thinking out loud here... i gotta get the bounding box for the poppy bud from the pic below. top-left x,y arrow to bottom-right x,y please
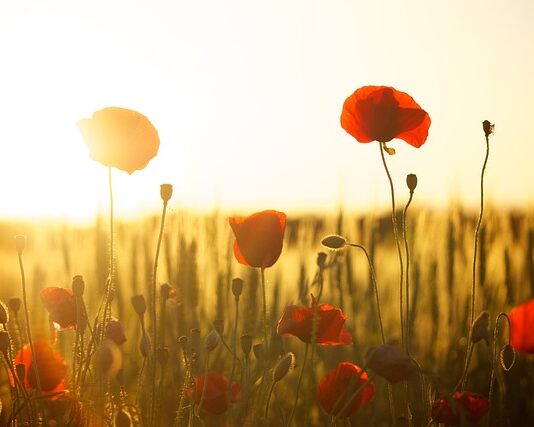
316,252 -> 327,269
205,330 -> 220,352
0,302 -> 8,324
213,319 -> 224,335
139,333 -> 151,358
106,318 -> 127,346
115,409 -> 132,427
273,352 -> 295,382
71,275 -> 85,297
131,295 -> 147,318
157,347 -> 169,365
482,120 -> 494,138
471,311 -> 490,344
0,331 -> 11,355
241,335 -> 253,356
500,344 -> 516,371
232,278 -> 243,298
178,335 -> 188,352
160,184 -> 173,203
15,235 -> 26,255
406,174 -> 418,193
321,235 -> 347,250
7,297 -> 21,315
160,283 -> 171,301
253,343 -> 264,361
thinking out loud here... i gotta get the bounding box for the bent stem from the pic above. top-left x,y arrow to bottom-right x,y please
286,343 -> 309,427
378,143 -> 405,349
489,313 -> 514,407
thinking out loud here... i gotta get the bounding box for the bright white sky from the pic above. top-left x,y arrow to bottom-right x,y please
0,0 -> 532,220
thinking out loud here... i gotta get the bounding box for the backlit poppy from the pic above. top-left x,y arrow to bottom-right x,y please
432,392 -> 489,426
365,344 -> 417,383
229,210 -> 286,269
78,107 -> 160,174
317,362 -> 374,418
277,297 -> 352,346
40,287 -> 77,329
106,318 -> 127,346
188,371 -> 241,415
341,86 -> 430,148
14,339 -> 67,394
509,297 -> 534,354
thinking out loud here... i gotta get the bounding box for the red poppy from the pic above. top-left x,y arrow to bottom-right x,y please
229,210 -> 286,269
277,297 -> 352,345
365,344 -> 417,384
509,297 -> 534,354
317,362 -> 374,418
14,339 -> 67,394
188,371 -> 241,415
77,107 -> 160,174
40,287 -> 77,329
432,392 -> 489,425
341,86 -> 431,148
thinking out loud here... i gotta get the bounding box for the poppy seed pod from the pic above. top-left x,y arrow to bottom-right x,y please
321,235 -> 347,250
231,278 -> 243,298
131,295 -> 147,317
7,297 -> 21,315
0,331 -> 11,355
160,183 -> 173,203
241,335 -> 253,356
205,330 -> 220,352
71,275 -> 85,297
273,352 -> 295,382
0,302 -> 8,324
15,235 -> 26,255
316,252 -> 327,269
482,120 -> 494,138
406,174 -> 418,193
471,311 -> 490,344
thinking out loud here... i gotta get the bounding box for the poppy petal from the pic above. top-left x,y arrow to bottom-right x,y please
509,298 -> 534,354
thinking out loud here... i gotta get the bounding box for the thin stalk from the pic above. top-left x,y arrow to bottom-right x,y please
489,313 -> 513,406
286,343 -> 309,427
196,353 -> 210,417
264,380 -> 276,420
229,296 -> 240,397
1,354 -> 35,425
402,192 -> 414,353
101,167 -> 115,343
260,268 -> 268,347
378,143 -> 405,349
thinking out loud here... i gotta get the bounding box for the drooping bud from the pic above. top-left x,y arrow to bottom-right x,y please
15,235 -> 26,255
160,283 -> 171,301
160,184 -> 173,203
115,409 -> 133,427
0,331 -> 11,355
471,311 -> 490,344
500,344 -> 515,371
7,298 -> 21,315
178,335 -> 188,352
273,352 -> 295,382
232,278 -> 243,298
205,330 -> 220,352
241,335 -> 253,356
131,295 -> 147,318
0,302 -> 8,324
213,319 -> 224,336
321,235 -> 347,250
71,275 -> 85,297
316,252 -> 327,269
482,120 -> 494,138
406,174 -> 418,193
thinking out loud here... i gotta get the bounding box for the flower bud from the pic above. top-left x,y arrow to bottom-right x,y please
139,333 -> 151,358
131,295 -> 147,318
205,330 -> 220,352
241,335 -> 253,356
7,297 -> 21,315
106,318 -> 127,346
365,344 -> 416,383
316,252 -> 327,269
0,302 -> 8,324
115,409 -> 132,427
500,344 -> 515,371
321,234 -> 347,250
232,278 -> 243,298
15,235 -> 26,255
160,184 -> 173,203
213,319 -> 224,335
71,275 -> 85,297
471,311 -> 490,344
482,120 -> 494,137
406,174 -> 418,193
273,352 -> 295,382
178,335 -> 188,352
0,331 -> 11,355
160,283 -> 171,301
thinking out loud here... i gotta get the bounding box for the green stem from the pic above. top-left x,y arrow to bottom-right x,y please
286,344 -> 309,427
264,380 -> 276,420
402,192 -> 414,353
260,268 -> 268,347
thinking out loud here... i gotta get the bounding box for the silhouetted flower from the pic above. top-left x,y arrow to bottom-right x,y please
77,107 -> 160,174
14,339 -> 67,394
277,297 -> 352,346
40,287 -> 77,329
341,86 -> 430,148
189,372 -> 241,415
106,318 -> 127,346
229,210 -> 286,269
365,344 -> 417,383
432,392 -> 489,425
509,297 -> 534,354
317,362 -> 374,418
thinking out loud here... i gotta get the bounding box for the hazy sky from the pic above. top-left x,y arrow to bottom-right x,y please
0,0 -> 533,220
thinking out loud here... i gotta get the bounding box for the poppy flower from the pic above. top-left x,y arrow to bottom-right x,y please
365,344 -> 417,384
317,362 -> 374,418
77,107 -> 160,174
509,297 -> 534,354
229,210 -> 286,269
14,339 -> 67,394
341,86 -> 431,148
188,371 -> 241,415
40,287 -> 77,329
277,297 -> 352,346
432,392 -> 489,425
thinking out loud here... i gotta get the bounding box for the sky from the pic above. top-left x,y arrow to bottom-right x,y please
0,0 -> 533,220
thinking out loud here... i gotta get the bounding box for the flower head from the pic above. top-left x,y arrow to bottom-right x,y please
77,107 -> 160,174
189,371 -> 241,415
341,86 -> 430,148
229,210 -> 286,269
365,344 -> 417,383
432,392 -> 489,425
509,297 -> 534,354
277,297 -> 352,346
40,287 -> 77,330
317,362 -> 374,418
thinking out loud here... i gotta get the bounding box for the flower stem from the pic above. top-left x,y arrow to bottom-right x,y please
229,296 -> 240,399
402,192 -> 414,353
378,143 -> 405,349
489,313 -> 514,407
264,380 -> 276,420
286,343 -> 309,427
260,268 -> 268,348
196,353 -> 210,417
